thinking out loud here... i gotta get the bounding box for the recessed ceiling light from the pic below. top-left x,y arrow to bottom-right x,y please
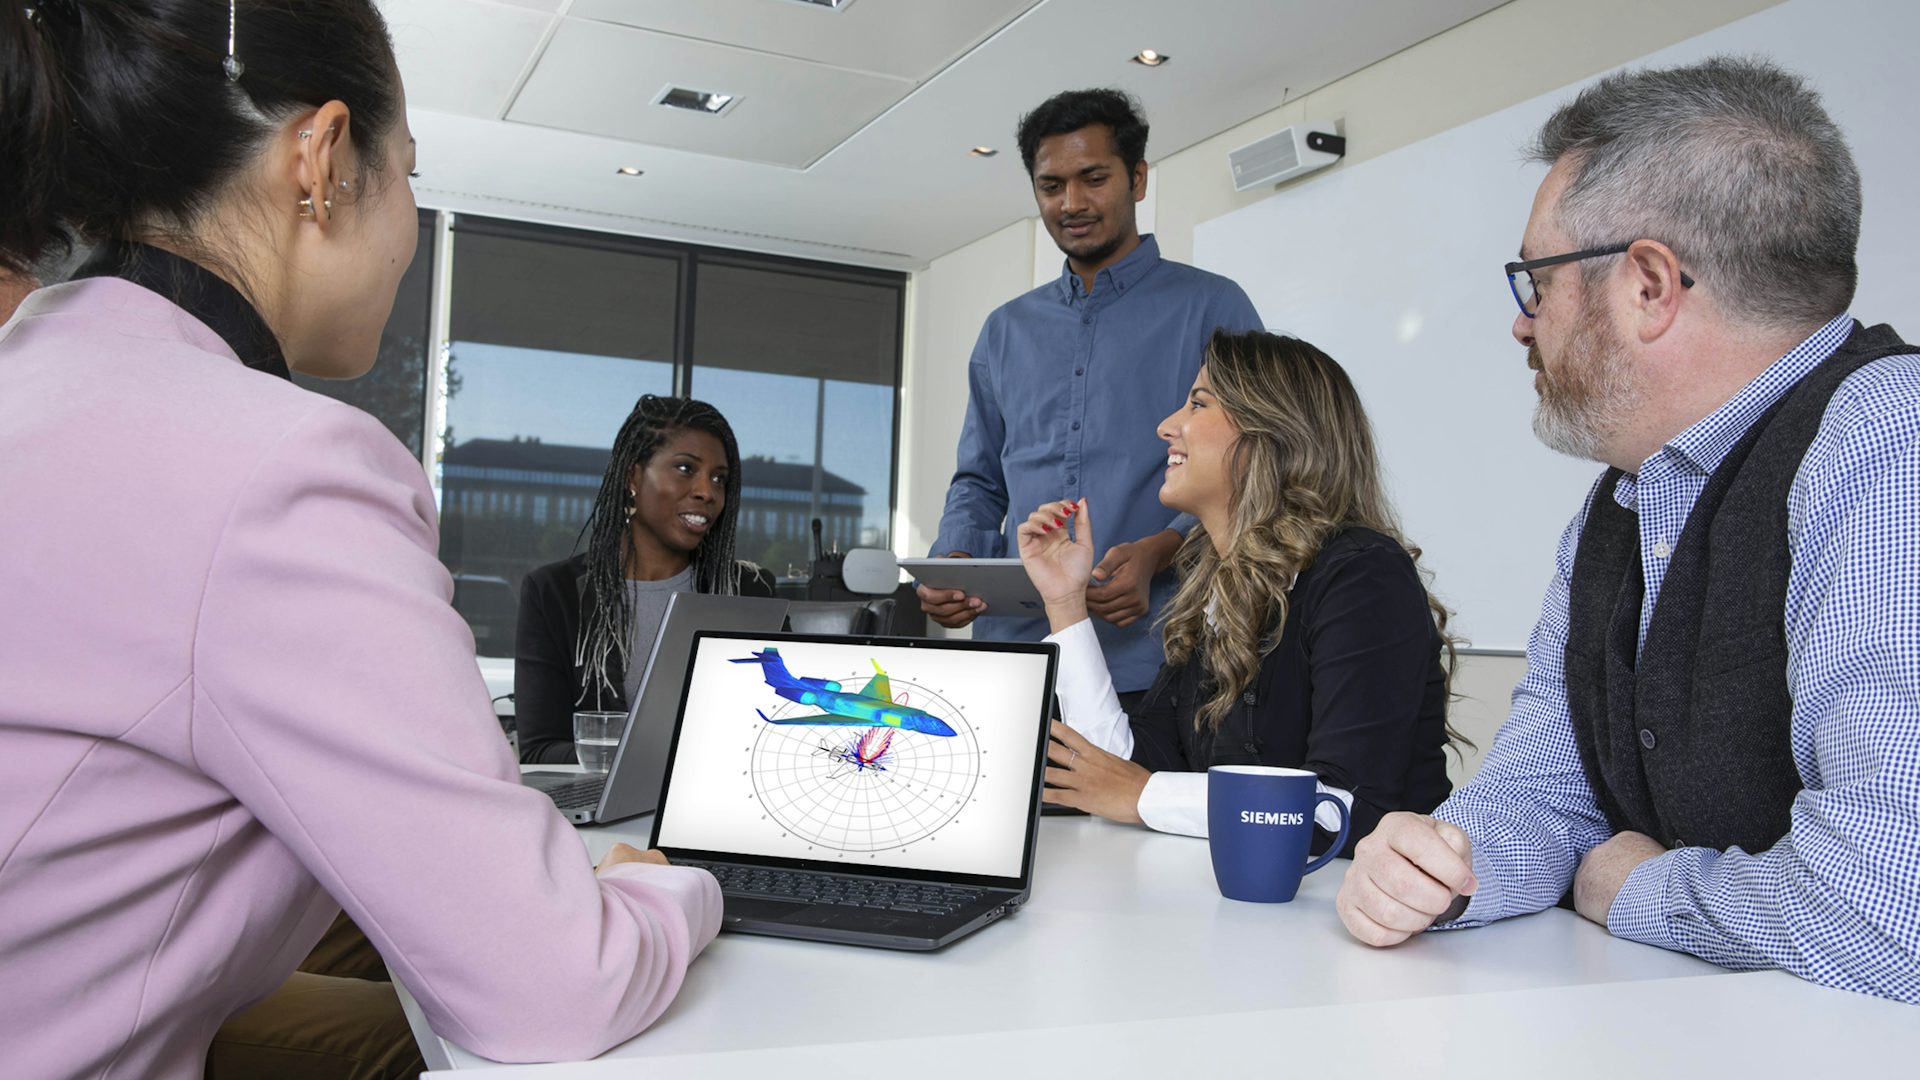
969,146 -> 999,158
655,86 -> 740,116
615,166 -> 643,177
1131,49 -> 1170,67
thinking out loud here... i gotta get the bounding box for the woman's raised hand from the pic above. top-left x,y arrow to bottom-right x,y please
1016,498 -> 1093,631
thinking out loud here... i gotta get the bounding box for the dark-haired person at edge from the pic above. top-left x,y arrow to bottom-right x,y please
920,89 -> 1262,711
1018,331 -> 1458,853
514,395 -> 776,765
1337,58 -> 1920,1002
0,3 -> 720,1078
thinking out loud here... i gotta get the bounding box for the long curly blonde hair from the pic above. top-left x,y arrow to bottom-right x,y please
1160,331 -> 1464,741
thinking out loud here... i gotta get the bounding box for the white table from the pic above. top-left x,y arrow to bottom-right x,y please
399,809 -> 1916,1076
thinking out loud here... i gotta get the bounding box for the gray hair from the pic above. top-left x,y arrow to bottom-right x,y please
1528,56 -> 1861,334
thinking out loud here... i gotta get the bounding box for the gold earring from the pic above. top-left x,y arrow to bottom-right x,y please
625,488 -> 637,520
296,197 -> 334,219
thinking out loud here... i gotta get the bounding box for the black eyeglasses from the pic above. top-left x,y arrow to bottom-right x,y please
1505,242 -> 1694,318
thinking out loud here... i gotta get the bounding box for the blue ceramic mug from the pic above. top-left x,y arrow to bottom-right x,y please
1207,765 -> 1350,903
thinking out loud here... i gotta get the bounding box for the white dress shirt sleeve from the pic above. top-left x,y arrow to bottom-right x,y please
1046,617 -> 1133,756
1045,618 -> 1355,840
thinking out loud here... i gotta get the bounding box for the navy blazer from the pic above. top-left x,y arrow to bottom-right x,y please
1130,527 -> 1453,856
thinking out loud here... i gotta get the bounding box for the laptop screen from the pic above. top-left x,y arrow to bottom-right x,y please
652,633 -> 1056,885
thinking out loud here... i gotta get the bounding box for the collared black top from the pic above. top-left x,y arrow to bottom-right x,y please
1130,526 -> 1454,856
73,241 -> 291,380
514,554 -> 779,765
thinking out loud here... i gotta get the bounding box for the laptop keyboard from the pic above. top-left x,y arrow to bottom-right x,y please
540,775 -> 606,812
688,862 -> 985,916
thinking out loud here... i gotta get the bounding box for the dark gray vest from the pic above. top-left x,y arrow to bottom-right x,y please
1564,322 -> 1910,852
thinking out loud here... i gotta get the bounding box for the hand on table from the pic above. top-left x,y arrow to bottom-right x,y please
1573,831 -> 1665,926
595,842 -> 669,875
1337,812 -> 1478,947
1042,719 -> 1149,824
916,550 -> 983,628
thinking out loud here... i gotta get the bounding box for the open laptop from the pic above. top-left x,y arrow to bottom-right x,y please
524,593 -> 790,825
650,631 -> 1058,950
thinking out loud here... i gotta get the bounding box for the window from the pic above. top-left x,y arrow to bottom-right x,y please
414,215 -> 904,654
292,210 -> 436,457
436,219 -> 681,654
689,256 -> 902,578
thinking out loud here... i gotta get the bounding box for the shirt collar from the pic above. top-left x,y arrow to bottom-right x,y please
71,240 -> 291,381
1053,233 -> 1161,304
1644,312 -> 1856,477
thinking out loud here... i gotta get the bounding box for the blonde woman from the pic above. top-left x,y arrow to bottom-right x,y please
1019,330 -> 1458,855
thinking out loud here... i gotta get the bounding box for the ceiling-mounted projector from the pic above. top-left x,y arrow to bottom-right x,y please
1228,124 -> 1346,191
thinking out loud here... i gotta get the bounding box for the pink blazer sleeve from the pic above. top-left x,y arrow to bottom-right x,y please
187,401 -> 722,1062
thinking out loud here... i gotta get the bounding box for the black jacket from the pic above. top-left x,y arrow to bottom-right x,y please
1131,527 -> 1453,856
514,554 -> 777,764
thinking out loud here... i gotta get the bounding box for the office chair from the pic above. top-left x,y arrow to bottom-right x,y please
785,598 -> 897,636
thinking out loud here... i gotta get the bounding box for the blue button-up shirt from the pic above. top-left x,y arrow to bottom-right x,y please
1433,314 -> 1920,1002
932,235 -> 1262,691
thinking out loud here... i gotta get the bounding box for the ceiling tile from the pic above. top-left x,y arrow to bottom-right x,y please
381,0 -> 554,119
568,0 -> 1040,81
506,18 -> 911,168
402,0 -> 1510,270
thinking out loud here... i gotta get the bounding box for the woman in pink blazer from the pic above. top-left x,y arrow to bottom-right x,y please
0,3 -> 720,1077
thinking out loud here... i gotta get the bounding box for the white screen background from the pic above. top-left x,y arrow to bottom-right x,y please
655,637 -> 1051,879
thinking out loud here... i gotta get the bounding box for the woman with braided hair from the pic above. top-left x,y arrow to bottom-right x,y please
514,394 -> 776,765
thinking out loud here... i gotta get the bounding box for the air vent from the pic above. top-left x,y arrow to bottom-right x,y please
655,86 -> 739,116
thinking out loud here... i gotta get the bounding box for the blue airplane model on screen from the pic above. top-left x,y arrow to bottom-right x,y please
730,648 -> 957,737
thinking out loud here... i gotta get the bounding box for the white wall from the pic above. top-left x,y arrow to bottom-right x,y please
895,218 -> 1034,560
899,0 -> 1786,779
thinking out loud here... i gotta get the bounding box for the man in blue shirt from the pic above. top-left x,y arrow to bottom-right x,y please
919,89 -> 1261,700
1337,58 -> 1920,1002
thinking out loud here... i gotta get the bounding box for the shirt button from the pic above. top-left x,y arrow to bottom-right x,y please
1652,541 -> 1673,558
1242,691 -> 1257,705
1075,367 -> 1085,376
1639,728 -> 1657,750
1067,475 -> 1077,484
1071,421 -> 1080,430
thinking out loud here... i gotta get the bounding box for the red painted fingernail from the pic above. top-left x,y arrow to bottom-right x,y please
1040,524 -> 1052,533
1053,517 -> 1065,527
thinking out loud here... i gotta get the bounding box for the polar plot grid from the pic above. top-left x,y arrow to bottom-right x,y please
748,674 -> 981,853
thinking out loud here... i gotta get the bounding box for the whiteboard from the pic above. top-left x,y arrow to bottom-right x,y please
1194,0 -> 1920,650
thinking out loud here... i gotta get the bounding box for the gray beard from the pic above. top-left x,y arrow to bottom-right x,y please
1530,306 -> 1642,463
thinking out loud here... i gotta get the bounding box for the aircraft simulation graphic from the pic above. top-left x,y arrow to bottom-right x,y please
737,648 -> 982,853
730,648 -> 959,737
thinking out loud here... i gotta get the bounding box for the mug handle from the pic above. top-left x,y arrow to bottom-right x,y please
1302,792 -> 1350,875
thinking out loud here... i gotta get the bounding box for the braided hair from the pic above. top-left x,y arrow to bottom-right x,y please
575,395 -> 745,706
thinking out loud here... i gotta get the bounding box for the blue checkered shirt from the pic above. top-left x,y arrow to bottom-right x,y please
1433,313 -> 1920,1002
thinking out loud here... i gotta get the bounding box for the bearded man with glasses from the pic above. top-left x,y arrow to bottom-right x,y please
1337,57 -> 1920,1003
